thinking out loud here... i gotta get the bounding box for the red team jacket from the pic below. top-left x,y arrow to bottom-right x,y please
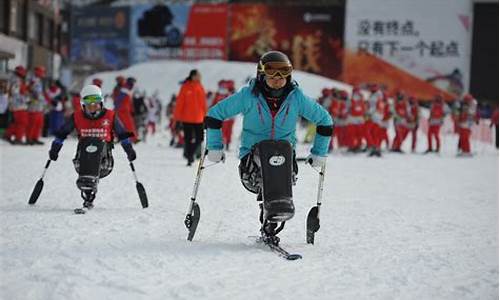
74,109 -> 116,142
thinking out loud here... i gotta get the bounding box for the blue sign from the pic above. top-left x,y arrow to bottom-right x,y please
70,6 -> 130,70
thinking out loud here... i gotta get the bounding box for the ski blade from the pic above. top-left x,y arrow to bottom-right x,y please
136,182 -> 149,208
256,237 -> 302,260
285,254 -> 303,260
306,206 -> 320,244
186,203 -> 200,241
28,179 -> 44,205
74,208 -> 87,214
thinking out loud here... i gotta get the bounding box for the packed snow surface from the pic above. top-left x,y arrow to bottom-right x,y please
2,58 -> 498,299
0,129 -> 498,299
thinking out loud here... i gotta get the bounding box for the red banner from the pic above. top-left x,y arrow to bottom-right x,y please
229,4 -> 345,79
181,4 -> 229,60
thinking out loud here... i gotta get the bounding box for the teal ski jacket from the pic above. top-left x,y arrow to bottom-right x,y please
206,79 -> 333,159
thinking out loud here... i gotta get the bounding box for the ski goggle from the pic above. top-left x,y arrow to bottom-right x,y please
82,95 -> 103,105
259,61 -> 293,78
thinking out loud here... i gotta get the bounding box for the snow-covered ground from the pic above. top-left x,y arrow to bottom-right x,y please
1,60 -> 498,299
0,125 -> 498,299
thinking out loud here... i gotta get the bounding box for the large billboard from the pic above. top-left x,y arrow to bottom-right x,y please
229,4 -> 345,79
130,3 -> 228,63
70,6 -> 130,70
343,0 -> 472,100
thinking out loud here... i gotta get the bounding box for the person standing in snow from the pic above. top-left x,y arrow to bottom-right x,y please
346,87 -> 366,152
391,90 -> 410,153
145,91 -> 161,138
490,105 -> 499,149
48,85 -> 137,211
173,69 -> 207,166
4,66 -> 29,144
456,93 -> 479,156
367,86 -> 390,157
113,77 -> 138,143
407,96 -> 420,153
425,94 -> 450,153
210,80 -> 236,150
26,66 -> 47,145
205,51 -> 333,243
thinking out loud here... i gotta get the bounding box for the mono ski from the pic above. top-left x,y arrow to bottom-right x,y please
255,236 -> 302,261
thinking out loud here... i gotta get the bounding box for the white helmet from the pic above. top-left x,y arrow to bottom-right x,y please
80,85 -> 103,117
80,84 -> 102,99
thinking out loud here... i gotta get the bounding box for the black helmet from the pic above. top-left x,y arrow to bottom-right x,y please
257,51 -> 293,79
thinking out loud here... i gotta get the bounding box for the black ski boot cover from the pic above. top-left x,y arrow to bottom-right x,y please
254,140 -> 295,222
75,137 -> 104,192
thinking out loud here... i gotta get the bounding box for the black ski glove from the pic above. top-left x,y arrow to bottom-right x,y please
49,141 -> 63,161
122,142 -> 136,161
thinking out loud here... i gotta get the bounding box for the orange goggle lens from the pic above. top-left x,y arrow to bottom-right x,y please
260,62 -> 293,78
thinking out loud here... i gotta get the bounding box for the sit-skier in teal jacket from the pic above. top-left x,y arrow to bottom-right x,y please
205,77 -> 333,159
203,51 -> 334,241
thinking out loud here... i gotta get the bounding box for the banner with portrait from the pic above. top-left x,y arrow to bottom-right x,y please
130,3 -> 228,63
130,3 -> 190,63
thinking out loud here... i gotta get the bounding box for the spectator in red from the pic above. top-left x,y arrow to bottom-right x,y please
4,65 -> 29,144
26,66 -> 47,145
166,94 -> 184,147
92,78 -> 103,88
319,88 -> 332,110
368,88 -> 390,157
457,93 -> 479,156
407,96 -> 420,152
113,76 -> 125,99
211,80 -> 236,150
329,89 -> 347,151
71,91 -> 81,112
425,94 -> 449,153
391,90 -> 410,152
336,90 -> 349,148
113,77 -> 138,142
346,87 -> 366,152
491,105 -> 499,149
379,94 -> 392,150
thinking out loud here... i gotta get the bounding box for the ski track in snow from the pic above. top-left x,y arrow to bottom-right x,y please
0,130 -> 498,300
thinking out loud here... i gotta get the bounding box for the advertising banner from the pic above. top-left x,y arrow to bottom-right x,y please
130,4 -> 190,63
130,3 -> 228,63
343,0 -> 472,100
181,4 -> 228,60
70,6 -> 130,70
229,4 -> 345,79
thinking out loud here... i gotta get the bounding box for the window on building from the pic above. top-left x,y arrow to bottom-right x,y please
28,11 -> 36,40
55,23 -> 61,52
37,13 -> 43,45
15,0 -> 26,39
48,20 -> 54,50
43,17 -> 50,48
0,0 -> 6,33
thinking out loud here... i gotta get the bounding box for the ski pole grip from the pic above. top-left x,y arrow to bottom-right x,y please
44,160 -> 51,169
129,162 -> 136,172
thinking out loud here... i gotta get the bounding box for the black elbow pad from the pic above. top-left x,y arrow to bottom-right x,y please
316,125 -> 334,137
205,116 -> 223,129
